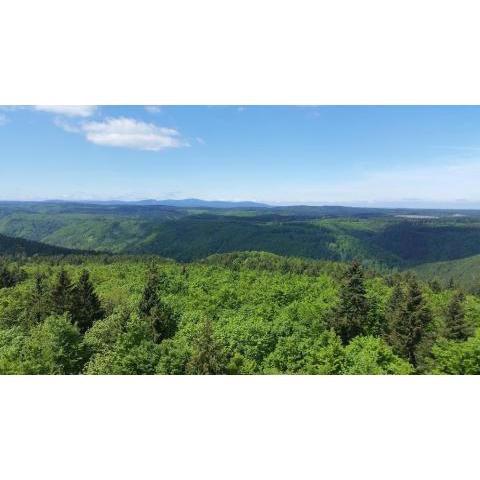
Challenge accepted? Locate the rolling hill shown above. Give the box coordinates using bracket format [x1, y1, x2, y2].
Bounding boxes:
[2, 202, 480, 281]
[0, 233, 84, 257]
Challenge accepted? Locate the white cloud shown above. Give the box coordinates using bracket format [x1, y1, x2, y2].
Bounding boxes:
[145, 106, 162, 114]
[53, 117, 82, 133]
[80, 117, 187, 151]
[34, 105, 97, 117]
[0, 113, 8, 126]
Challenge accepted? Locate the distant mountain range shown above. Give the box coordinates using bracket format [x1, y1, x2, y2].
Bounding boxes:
[43, 198, 270, 209]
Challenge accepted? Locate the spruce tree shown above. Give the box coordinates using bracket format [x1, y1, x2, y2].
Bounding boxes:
[71, 270, 104, 334]
[444, 291, 470, 341]
[50, 268, 74, 316]
[388, 276, 432, 367]
[138, 270, 176, 342]
[187, 317, 224, 375]
[138, 271, 158, 318]
[0, 263, 15, 289]
[428, 278, 442, 293]
[385, 281, 405, 339]
[28, 273, 49, 325]
[148, 301, 176, 343]
[331, 261, 369, 344]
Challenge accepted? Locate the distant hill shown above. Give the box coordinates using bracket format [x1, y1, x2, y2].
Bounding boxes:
[43, 198, 270, 209]
[414, 254, 480, 290]
[3, 202, 480, 273]
[0, 233, 83, 257]
[135, 198, 270, 208]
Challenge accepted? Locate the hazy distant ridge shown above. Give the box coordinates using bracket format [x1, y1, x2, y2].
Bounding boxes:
[44, 198, 270, 209]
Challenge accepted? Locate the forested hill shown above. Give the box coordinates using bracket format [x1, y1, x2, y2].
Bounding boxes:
[0, 233, 84, 257]
[2, 202, 480, 277]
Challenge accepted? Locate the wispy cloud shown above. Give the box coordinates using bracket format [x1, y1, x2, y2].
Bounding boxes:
[34, 105, 97, 117]
[77, 117, 188, 151]
[53, 117, 82, 133]
[0, 113, 8, 126]
[145, 106, 162, 114]
[299, 105, 322, 118]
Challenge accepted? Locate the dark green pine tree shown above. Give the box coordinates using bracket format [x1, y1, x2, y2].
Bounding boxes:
[444, 291, 470, 341]
[138, 270, 159, 318]
[28, 273, 49, 325]
[50, 268, 74, 316]
[71, 270, 104, 334]
[331, 261, 369, 344]
[148, 301, 177, 343]
[385, 281, 405, 339]
[0, 263, 15, 289]
[138, 270, 176, 342]
[428, 278, 442, 293]
[187, 317, 224, 375]
[389, 276, 432, 367]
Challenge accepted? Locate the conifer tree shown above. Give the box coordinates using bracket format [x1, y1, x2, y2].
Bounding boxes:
[138, 270, 158, 318]
[0, 263, 15, 289]
[331, 261, 369, 344]
[50, 268, 74, 316]
[388, 276, 432, 367]
[148, 301, 177, 343]
[138, 270, 176, 342]
[428, 279, 442, 293]
[28, 273, 49, 325]
[187, 317, 224, 375]
[71, 270, 104, 334]
[444, 291, 470, 341]
[385, 281, 405, 339]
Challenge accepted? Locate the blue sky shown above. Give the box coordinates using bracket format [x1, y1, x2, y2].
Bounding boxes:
[1, 105, 480, 206]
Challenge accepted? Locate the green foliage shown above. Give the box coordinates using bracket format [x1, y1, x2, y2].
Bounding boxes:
[71, 269, 104, 333]
[26, 273, 49, 325]
[85, 314, 161, 374]
[444, 291, 471, 341]
[138, 269, 159, 318]
[263, 330, 345, 374]
[187, 317, 225, 374]
[83, 307, 130, 356]
[0, 260, 25, 289]
[387, 276, 433, 367]
[138, 269, 177, 342]
[19, 315, 87, 374]
[156, 336, 192, 374]
[0, 249, 478, 375]
[5, 202, 480, 272]
[50, 268, 74, 316]
[429, 331, 480, 374]
[342, 336, 414, 374]
[0, 327, 27, 374]
[0, 232, 81, 256]
[330, 261, 369, 344]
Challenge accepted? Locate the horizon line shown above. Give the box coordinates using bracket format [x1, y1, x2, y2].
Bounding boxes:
[3, 197, 480, 210]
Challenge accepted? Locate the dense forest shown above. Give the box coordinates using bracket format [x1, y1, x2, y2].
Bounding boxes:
[1, 251, 479, 374]
[2, 202, 480, 288]
[1, 201, 480, 375]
